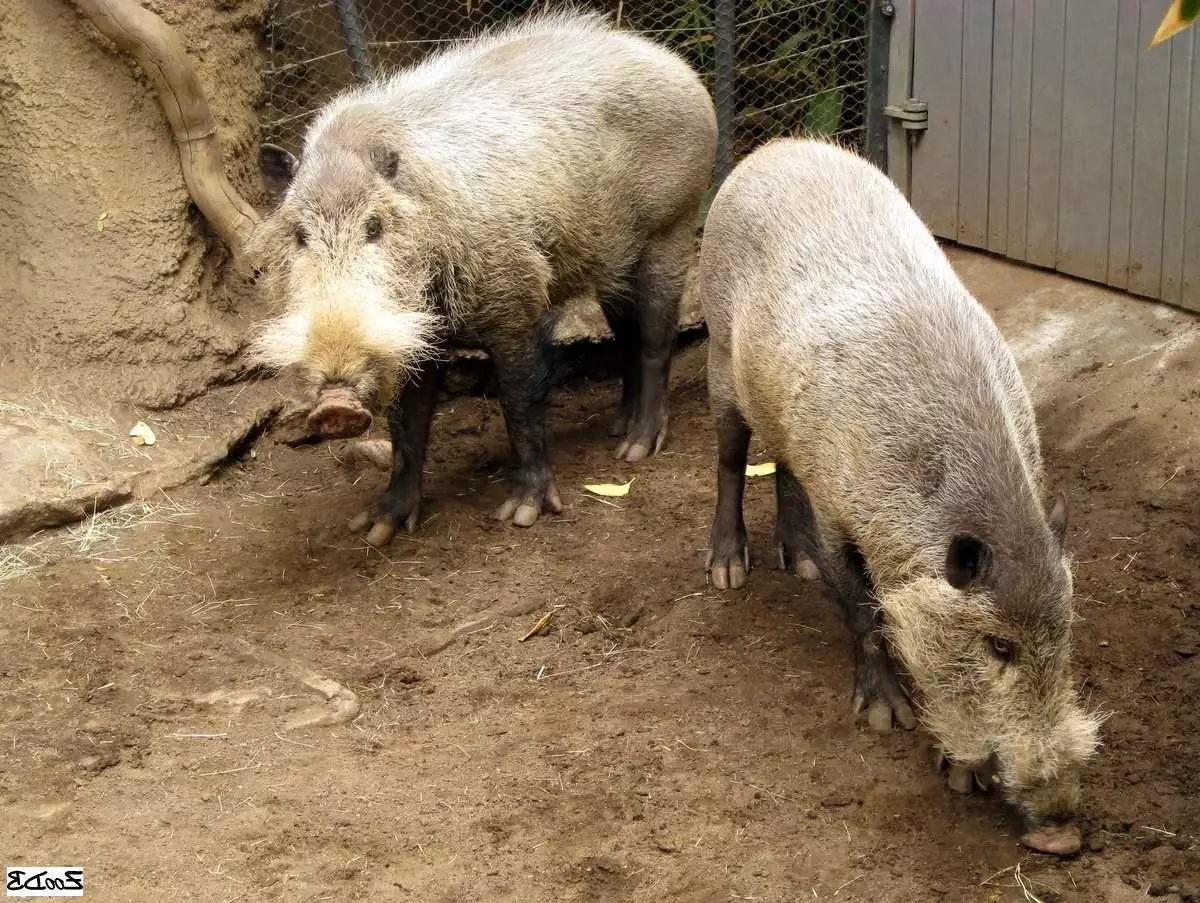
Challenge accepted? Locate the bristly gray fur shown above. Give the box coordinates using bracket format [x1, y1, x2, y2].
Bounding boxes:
[699, 137, 1103, 824]
[247, 9, 716, 390]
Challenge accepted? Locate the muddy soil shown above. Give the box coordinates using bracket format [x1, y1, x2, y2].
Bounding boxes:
[2, 253, 1198, 902]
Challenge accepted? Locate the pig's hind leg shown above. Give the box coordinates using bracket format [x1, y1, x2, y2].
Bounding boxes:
[349, 361, 446, 546]
[705, 337, 751, 590]
[773, 465, 821, 581]
[599, 295, 641, 443]
[614, 220, 691, 464]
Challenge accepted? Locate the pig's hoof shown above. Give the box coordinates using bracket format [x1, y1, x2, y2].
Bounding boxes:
[946, 763, 975, 794]
[1021, 823, 1082, 857]
[776, 542, 820, 580]
[307, 391, 372, 440]
[366, 521, 397, 547]
[852, 664, 917, 732]
[854, 695, 915, 731]
[707, 544, 750, 590]
[934, 753, 996, 795]
[349, 505, 421, 546]
[609, 407, 634, 439]
[348, 511, 372, 534]
[865, 701, 896, 732]
[614, 414, 667, 464]
[935, 753, 978, 793]
[495, 481, 563, 528]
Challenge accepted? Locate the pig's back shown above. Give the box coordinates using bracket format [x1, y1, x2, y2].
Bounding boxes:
[387, 14, 713, 203]
[702, 139, 1044, 577]
[305, 13, 715, 244]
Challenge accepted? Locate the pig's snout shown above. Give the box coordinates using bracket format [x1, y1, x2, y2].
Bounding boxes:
[1020, 818, 1082, 857]
[1009, 770, 1085, 857]
[307, 386, 373, 440]
[937, 751, 1083, 857]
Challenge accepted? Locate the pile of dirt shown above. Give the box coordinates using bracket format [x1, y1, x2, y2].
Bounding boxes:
[0, 0, 270, 410]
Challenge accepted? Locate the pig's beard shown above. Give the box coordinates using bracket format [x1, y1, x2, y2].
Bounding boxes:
[250, 266, 441, 383]
[881, 577, 1103, 814]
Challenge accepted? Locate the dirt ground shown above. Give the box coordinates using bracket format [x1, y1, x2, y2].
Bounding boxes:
[1, 250, 1198, 902]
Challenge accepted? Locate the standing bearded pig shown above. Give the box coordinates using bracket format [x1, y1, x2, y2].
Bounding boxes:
[247, 12, 716, 545]
[699, 137, 1104, 855]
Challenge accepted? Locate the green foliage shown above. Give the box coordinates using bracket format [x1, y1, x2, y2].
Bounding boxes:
[655, 0, 715, 70]
[804, 89, 842, 138]
[482, 1, 865, 153]
[626, 0, 865, 152]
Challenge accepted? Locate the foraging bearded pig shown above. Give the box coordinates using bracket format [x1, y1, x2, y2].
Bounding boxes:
[248, 12, 716, 544]
[699, 138, 1102, 855]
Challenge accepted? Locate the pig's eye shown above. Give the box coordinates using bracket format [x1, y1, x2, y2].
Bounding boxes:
[986, 636, 1016, 663]
[293, 226, 308, 248]
[364, 215, 383, 242]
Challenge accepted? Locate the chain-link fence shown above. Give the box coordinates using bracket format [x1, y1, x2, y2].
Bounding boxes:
[262, 0, 885, 175]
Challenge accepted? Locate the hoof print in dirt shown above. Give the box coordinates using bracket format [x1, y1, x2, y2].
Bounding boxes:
[77, 748, 122, 775]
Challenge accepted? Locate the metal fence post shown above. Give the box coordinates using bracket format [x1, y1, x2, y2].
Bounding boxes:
[335, 0, 374, 83]
[864, 0, 894, 170]
[713, 0, 736, 184]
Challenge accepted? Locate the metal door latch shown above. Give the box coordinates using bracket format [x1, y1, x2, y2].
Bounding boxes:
[884, 98, 928, 131]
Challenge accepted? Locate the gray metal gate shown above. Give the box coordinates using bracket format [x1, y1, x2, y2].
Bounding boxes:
[886, 0, 1200, 311]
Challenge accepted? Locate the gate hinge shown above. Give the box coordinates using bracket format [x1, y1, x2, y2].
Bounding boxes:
[884, 98, 928, 131]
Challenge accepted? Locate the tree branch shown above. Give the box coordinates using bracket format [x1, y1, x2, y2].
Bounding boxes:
[71, 0, 260, 257]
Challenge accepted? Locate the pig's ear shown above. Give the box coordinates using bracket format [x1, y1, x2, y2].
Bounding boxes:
[260, 143, 299, 199]
[945, 534, 992, 590]
[1048, 492, 1068, 549]
[370, 144, 400, 181]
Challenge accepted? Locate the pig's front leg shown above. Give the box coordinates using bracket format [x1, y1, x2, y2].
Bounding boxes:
[770, 472, 914, 731]
[824, 538, 918, 733]
[486, 321, 564, 528]
[349, 361, 445, 546]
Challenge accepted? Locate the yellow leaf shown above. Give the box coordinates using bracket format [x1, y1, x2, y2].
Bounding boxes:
[584, 478, 634, 497]
[745, 462, 776, 477]
[1150, 0, 1196, 47]
[519, 605, 564, 642]
[129, 421, 156, 447]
